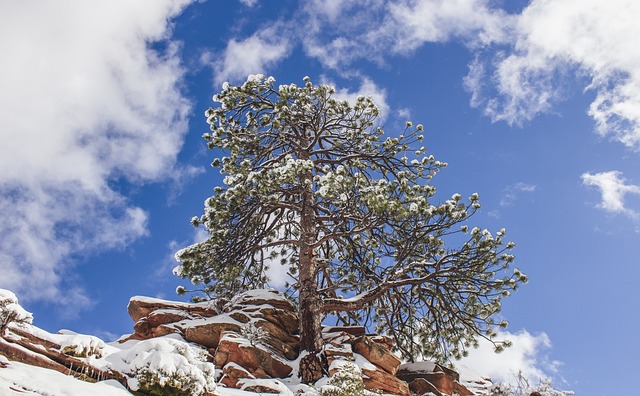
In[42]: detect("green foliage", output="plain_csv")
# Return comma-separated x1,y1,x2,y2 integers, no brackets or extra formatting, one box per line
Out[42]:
124,338,216,396
241,322,269,346
175,75,526,363
134,365,206,396
321,363,366,396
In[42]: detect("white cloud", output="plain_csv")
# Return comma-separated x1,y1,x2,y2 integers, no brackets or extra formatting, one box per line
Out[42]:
0,0,194,306
466,0,640,148
458,330,562,386
325,77,390,121
296,0,640,149
210,26,290,86
582,170,640,217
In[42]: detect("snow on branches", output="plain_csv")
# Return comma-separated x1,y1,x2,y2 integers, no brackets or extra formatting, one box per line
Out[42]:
174,75,526,371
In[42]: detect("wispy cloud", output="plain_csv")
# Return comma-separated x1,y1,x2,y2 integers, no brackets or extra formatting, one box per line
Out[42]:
500,182,538,207
239,0,259,7
299,0,511,72
0,0,195,307
582,170,640,218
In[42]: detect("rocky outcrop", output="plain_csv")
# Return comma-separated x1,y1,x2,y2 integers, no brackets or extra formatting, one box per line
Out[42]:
1,288,485,396
126,291,471,396
0,327,126,386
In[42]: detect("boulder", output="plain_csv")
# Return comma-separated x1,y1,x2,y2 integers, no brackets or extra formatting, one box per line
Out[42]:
238,378,290,394
397,362,473,396
182,318,243,349
322,326,366,337
127,296,217,323
362,367,410,396
147,309,192,328
352,335,401,375
220,362,255,388
226,289,295,312
254,306,299,334
408,378,444,396
253,319,299,360
214,331,293,379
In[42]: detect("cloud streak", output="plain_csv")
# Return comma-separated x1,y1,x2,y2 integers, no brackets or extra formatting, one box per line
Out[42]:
500,182,537,207
582,170,640,218
0,0,195,307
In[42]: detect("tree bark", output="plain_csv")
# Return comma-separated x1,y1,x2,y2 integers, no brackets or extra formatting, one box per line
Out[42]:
297,149,324,383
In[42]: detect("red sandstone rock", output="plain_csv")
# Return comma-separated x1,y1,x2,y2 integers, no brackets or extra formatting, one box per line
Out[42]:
409,377,444,396
182,318,242,348
127,296,217,323
352,335,401,375
397,362,473,396
226,289,295,312
362,367,410,396
147,309,192,328
214,331,293,379
220,362,255,388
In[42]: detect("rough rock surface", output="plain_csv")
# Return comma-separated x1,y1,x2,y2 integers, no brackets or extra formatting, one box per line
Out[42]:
352,335,402,375
397,362,474,396
323,330,409,396
1,288,485,396
219,362,255,388
214,331,293,378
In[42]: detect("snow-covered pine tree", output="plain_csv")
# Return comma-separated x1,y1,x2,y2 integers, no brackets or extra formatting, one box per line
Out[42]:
174,75,527,382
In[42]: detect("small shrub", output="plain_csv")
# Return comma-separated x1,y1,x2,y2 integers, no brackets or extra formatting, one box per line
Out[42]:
0,289,32,337
241,322,269,346
120,338,216,396
321,362,365,396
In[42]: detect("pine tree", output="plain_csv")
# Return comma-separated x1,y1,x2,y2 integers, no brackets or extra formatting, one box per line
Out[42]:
174,75,527,382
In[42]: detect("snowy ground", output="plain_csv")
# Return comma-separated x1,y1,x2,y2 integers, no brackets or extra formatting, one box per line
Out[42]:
0,355,277,396
0,355,132,396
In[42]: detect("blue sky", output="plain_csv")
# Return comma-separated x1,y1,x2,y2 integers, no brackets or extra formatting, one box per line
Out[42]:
1,1,639,394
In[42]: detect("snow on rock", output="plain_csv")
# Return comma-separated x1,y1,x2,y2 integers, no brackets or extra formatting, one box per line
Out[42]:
58,332,106,358
127,295,218,324
227,289,294,310
107,335,216,395
0,288,492,396
0,356,133,396
397,361,474,396
0,289,33,335
215,331,294,379
239,378,295,395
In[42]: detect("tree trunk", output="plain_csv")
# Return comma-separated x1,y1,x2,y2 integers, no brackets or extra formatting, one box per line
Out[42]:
299,276,324,383
297,149,324,383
